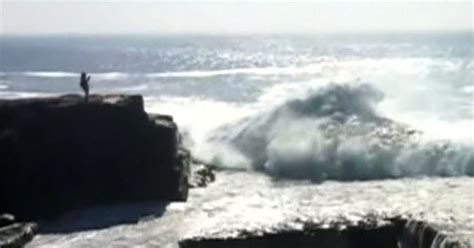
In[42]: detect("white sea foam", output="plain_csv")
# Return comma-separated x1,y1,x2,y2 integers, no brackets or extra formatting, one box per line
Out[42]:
205,84,474,180
2,55,472,180
113,84,149,93
1,57,465,81
15,71,129,80
136,54,474,180
461,85,474,94
0,91,55,99
145,57,461,79
145,96,256,169
91,72,130,80
21,71,79,78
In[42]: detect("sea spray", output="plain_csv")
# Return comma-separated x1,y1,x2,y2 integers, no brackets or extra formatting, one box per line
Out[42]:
207,84,474,180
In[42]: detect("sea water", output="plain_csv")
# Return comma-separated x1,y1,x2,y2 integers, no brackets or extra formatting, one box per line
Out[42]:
2,33,471,179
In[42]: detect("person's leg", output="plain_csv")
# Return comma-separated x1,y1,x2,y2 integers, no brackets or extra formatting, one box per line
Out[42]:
85,86,89,103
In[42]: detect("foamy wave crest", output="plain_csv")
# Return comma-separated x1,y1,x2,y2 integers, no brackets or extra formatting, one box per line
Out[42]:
208,84,474,181
145,67,307,78
13,71,132,80
461,85,474,94
145,57,465,79
91,72,130,80
21,71,79,78
4,58,463,80
0,91,54,99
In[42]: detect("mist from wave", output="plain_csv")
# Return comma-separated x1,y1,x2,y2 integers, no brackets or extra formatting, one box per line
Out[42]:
137,54,473,181
140,54,473,181
202,83,473,181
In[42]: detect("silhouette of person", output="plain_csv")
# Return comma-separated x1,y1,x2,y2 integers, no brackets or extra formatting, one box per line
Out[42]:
80,72,91,102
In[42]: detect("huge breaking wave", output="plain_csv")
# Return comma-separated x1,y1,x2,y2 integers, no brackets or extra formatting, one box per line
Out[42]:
205,84,474,181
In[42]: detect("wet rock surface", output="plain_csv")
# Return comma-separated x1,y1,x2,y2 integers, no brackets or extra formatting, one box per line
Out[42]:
179,217,462,248
0,223,37,248
179,215,400,248
189,159,217,188
0,95,190,221
0,214,37,248
210,84,473,181
28,172,473,248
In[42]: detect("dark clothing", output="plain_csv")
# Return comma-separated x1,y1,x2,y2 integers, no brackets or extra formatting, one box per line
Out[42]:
80,73,91,102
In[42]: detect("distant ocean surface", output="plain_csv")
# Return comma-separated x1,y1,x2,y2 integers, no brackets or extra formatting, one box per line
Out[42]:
1,33,473,180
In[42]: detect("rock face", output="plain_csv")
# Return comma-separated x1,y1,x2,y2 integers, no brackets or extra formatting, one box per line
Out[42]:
189,159,216,188
0,214,37,248
180,226,398,248
179,217,459,248
0,223,37,248
0,214,15,227
0,94,190,220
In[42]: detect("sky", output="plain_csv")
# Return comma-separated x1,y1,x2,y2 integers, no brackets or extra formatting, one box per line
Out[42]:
1,0,472,35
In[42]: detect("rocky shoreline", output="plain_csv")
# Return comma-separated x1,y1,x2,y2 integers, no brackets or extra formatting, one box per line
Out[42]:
176,171,472,248
0,214,36,248
0,95,470,248
0,94,190,246
179,216,459,248
25,172,472,248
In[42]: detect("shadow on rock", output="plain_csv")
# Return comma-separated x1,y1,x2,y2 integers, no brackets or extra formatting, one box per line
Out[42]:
38,201,170,234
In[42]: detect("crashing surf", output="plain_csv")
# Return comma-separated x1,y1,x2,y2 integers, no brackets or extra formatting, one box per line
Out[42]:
206,84,473,181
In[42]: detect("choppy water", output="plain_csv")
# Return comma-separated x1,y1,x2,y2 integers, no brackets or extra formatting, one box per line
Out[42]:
3,33,472,179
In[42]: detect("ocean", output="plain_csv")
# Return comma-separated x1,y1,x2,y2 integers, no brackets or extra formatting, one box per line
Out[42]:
1,33,472,178
1,33,473,247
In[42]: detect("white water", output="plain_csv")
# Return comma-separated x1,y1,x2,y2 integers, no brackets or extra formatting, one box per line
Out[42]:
3,56,472,179
28,172,474,247
145,57,474,180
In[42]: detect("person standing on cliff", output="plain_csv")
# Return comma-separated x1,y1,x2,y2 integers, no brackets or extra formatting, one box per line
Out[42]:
80,72,91,103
